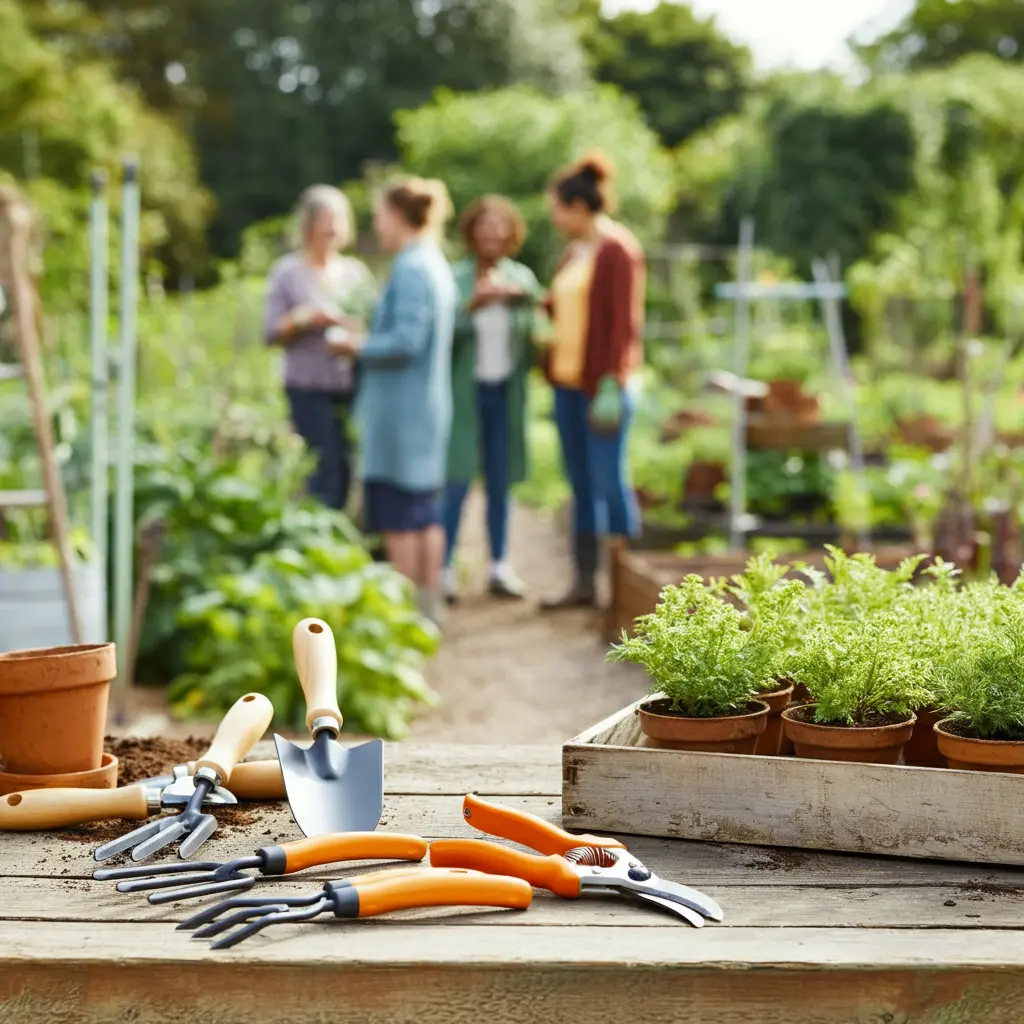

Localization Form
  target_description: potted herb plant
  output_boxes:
[782,608,929,764]
[933,596,1024,773]
[714,552,805,755]
[607,574,799,754]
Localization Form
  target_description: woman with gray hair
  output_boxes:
[263,184,376,511]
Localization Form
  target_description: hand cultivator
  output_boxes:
[177,867,534,950]
[93,832,429,903]
[93,692,274,863]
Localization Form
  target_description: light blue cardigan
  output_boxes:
[355,239,456,492]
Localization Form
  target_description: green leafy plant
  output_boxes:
[788,610,931,726]
[933,604,1024,741]
[607,574,800,716]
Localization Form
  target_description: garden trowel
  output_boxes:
[273,618,383,837]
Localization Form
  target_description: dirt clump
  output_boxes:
[104,735,210,786]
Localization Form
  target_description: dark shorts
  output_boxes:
[362,481,442,534]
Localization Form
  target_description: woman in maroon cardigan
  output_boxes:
[540,152,645,610]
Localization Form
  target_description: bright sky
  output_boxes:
[602,0,915,73]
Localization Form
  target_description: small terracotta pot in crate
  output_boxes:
[934,720,1024,774]
[638,699,770,754]
[781,705,916,765]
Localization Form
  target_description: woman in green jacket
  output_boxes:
[442,195,541,603]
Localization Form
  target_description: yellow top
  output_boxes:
[548,245,596,388]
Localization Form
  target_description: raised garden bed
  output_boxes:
[561,699,1024,866]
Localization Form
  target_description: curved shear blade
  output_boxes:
[648,877,724,922]
[629,890,705,927]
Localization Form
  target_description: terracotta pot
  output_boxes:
[0,751,119,797]
[934,720,1024,774]
[781,705,916,765]
[778,683,812,755]
[903,706,945,768]
[638,698,769,754]
[753,684,794,756]
[0,643,116,775]
[683,461,727,499]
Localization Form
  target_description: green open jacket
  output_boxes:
[445,257,543,486]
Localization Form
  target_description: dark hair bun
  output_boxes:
[574,150,616,184]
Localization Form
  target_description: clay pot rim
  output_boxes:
[0,641,116,695]
[639,698,771,724]
[781,705,917,733]
[0,751,119,797]
[756,682,795,701]
[934,718,1024,748]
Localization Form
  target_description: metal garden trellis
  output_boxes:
[714,218,870,552]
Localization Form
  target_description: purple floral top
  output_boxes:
[262,251,375,393]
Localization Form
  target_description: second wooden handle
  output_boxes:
[195,692,275,784]
[187,759,285,800]
[292,617,342,733]
[0,785,149,831]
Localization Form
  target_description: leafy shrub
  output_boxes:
[607,574,800,716]
[788,610,930,726]
[934,606,1024,741]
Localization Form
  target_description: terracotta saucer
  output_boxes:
[0,751,118,796]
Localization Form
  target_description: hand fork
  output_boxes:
[93,692,274,863]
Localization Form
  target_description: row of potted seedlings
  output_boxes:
[608,547,1024,772]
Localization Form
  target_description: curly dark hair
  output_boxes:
[459,194,527,257]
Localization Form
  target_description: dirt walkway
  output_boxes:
[409,490,645,744]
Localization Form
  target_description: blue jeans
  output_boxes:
[552,384,639,538]
[443,381,510,565]
[285,387,354,511]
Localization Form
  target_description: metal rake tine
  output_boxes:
[209,900,331,951]
[178,891,324,931]
[148,874,254,906]
[94,860,223,882]
[130,820,187,862]
[178,814,218,860]
[93,817,177,863]
[191,903,294,940]
[116,870,221,894]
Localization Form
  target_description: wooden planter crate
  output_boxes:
[562,699,1024,867]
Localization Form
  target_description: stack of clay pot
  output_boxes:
[0,643,118,796]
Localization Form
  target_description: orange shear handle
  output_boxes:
[277,833,428,874]
[462,793,624,856]
[430,838,582,898]
[348,868,533,918]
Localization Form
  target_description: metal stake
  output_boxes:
[728,218,755,551]
[88,169,110,643]
[112,156,140,720]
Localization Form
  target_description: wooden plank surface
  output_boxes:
[563,703,1024,866]
[5,742,1024,1024]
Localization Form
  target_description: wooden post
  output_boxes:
[0,187,82,642]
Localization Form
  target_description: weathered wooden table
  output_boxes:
[3,744,1024,1023]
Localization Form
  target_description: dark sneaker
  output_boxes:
[539,580,597,611]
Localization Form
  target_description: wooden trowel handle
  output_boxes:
[293,618,343,734]
[195,692,275,784]
[0,785,149,831]
[186,759,285,800]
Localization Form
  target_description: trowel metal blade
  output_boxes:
[273,733,383,837]
[160,776,238,807]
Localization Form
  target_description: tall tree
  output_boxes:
[858,0,1024,72]
[25,0,590,254]
[586,1,751,148]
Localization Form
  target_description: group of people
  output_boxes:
[262,152,644,626]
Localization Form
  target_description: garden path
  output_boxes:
[410,489,645,743]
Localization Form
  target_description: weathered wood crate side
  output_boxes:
[562,700,1024,866]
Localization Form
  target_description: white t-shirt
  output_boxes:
[473,302,514,383]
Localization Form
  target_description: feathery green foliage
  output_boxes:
[607,574,800,717]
